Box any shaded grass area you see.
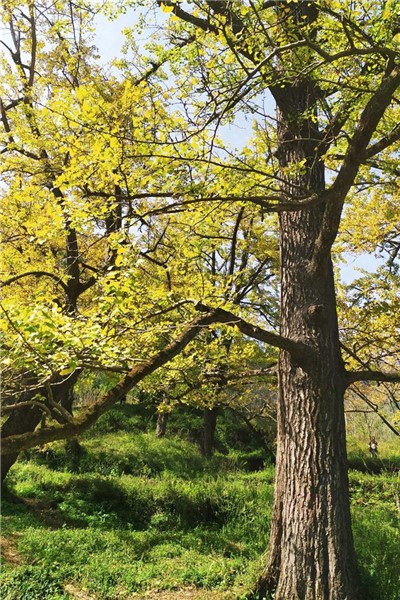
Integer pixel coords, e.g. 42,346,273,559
349,470,400,600
1,412,399,599
1,433,273,599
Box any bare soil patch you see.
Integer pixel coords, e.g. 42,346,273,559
131,589,237,599
63,586,238,600
0,535,23,566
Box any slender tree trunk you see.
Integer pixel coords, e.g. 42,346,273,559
202,406,218,457
155,411,169,438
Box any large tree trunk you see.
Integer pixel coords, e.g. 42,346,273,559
254,213,360,599
253,32,361,600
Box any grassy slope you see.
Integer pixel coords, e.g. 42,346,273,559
1,408,399,600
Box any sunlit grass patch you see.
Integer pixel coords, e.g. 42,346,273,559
1,430,399,599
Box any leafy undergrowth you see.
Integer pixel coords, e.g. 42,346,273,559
1,427,399,599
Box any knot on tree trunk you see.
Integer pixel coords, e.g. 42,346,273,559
307,304,325,317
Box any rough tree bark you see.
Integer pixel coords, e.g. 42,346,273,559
252,6,360,595
254,125,359,600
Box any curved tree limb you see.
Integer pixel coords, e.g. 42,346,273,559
310,66,400,272
0,310,218,455
193,302,313,362
0,271,69,292
83,188,322,215
158,1,218,34
1,295,308,456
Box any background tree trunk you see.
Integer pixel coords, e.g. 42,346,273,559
155,411,169,438
1,404,43,482
202,407,218,457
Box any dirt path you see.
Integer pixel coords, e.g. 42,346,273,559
64,585,238,599
138,591,237,599
64,584,99,599
0,535,23,566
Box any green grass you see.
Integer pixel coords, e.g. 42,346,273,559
347,437,400,474
349,470,400,599
1,420,399,599
1,435,272,599
27,430,255,479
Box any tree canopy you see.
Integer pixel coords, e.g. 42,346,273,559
1,0,399,451
1,2,400,597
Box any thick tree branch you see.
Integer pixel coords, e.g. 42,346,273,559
346,370,400,386
158,1,218,34
305,40,398,64
310,66,400,272
0,310,218,455
1,401,52,418
194,302,312,361
85,188,321,216
0,271,68,292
